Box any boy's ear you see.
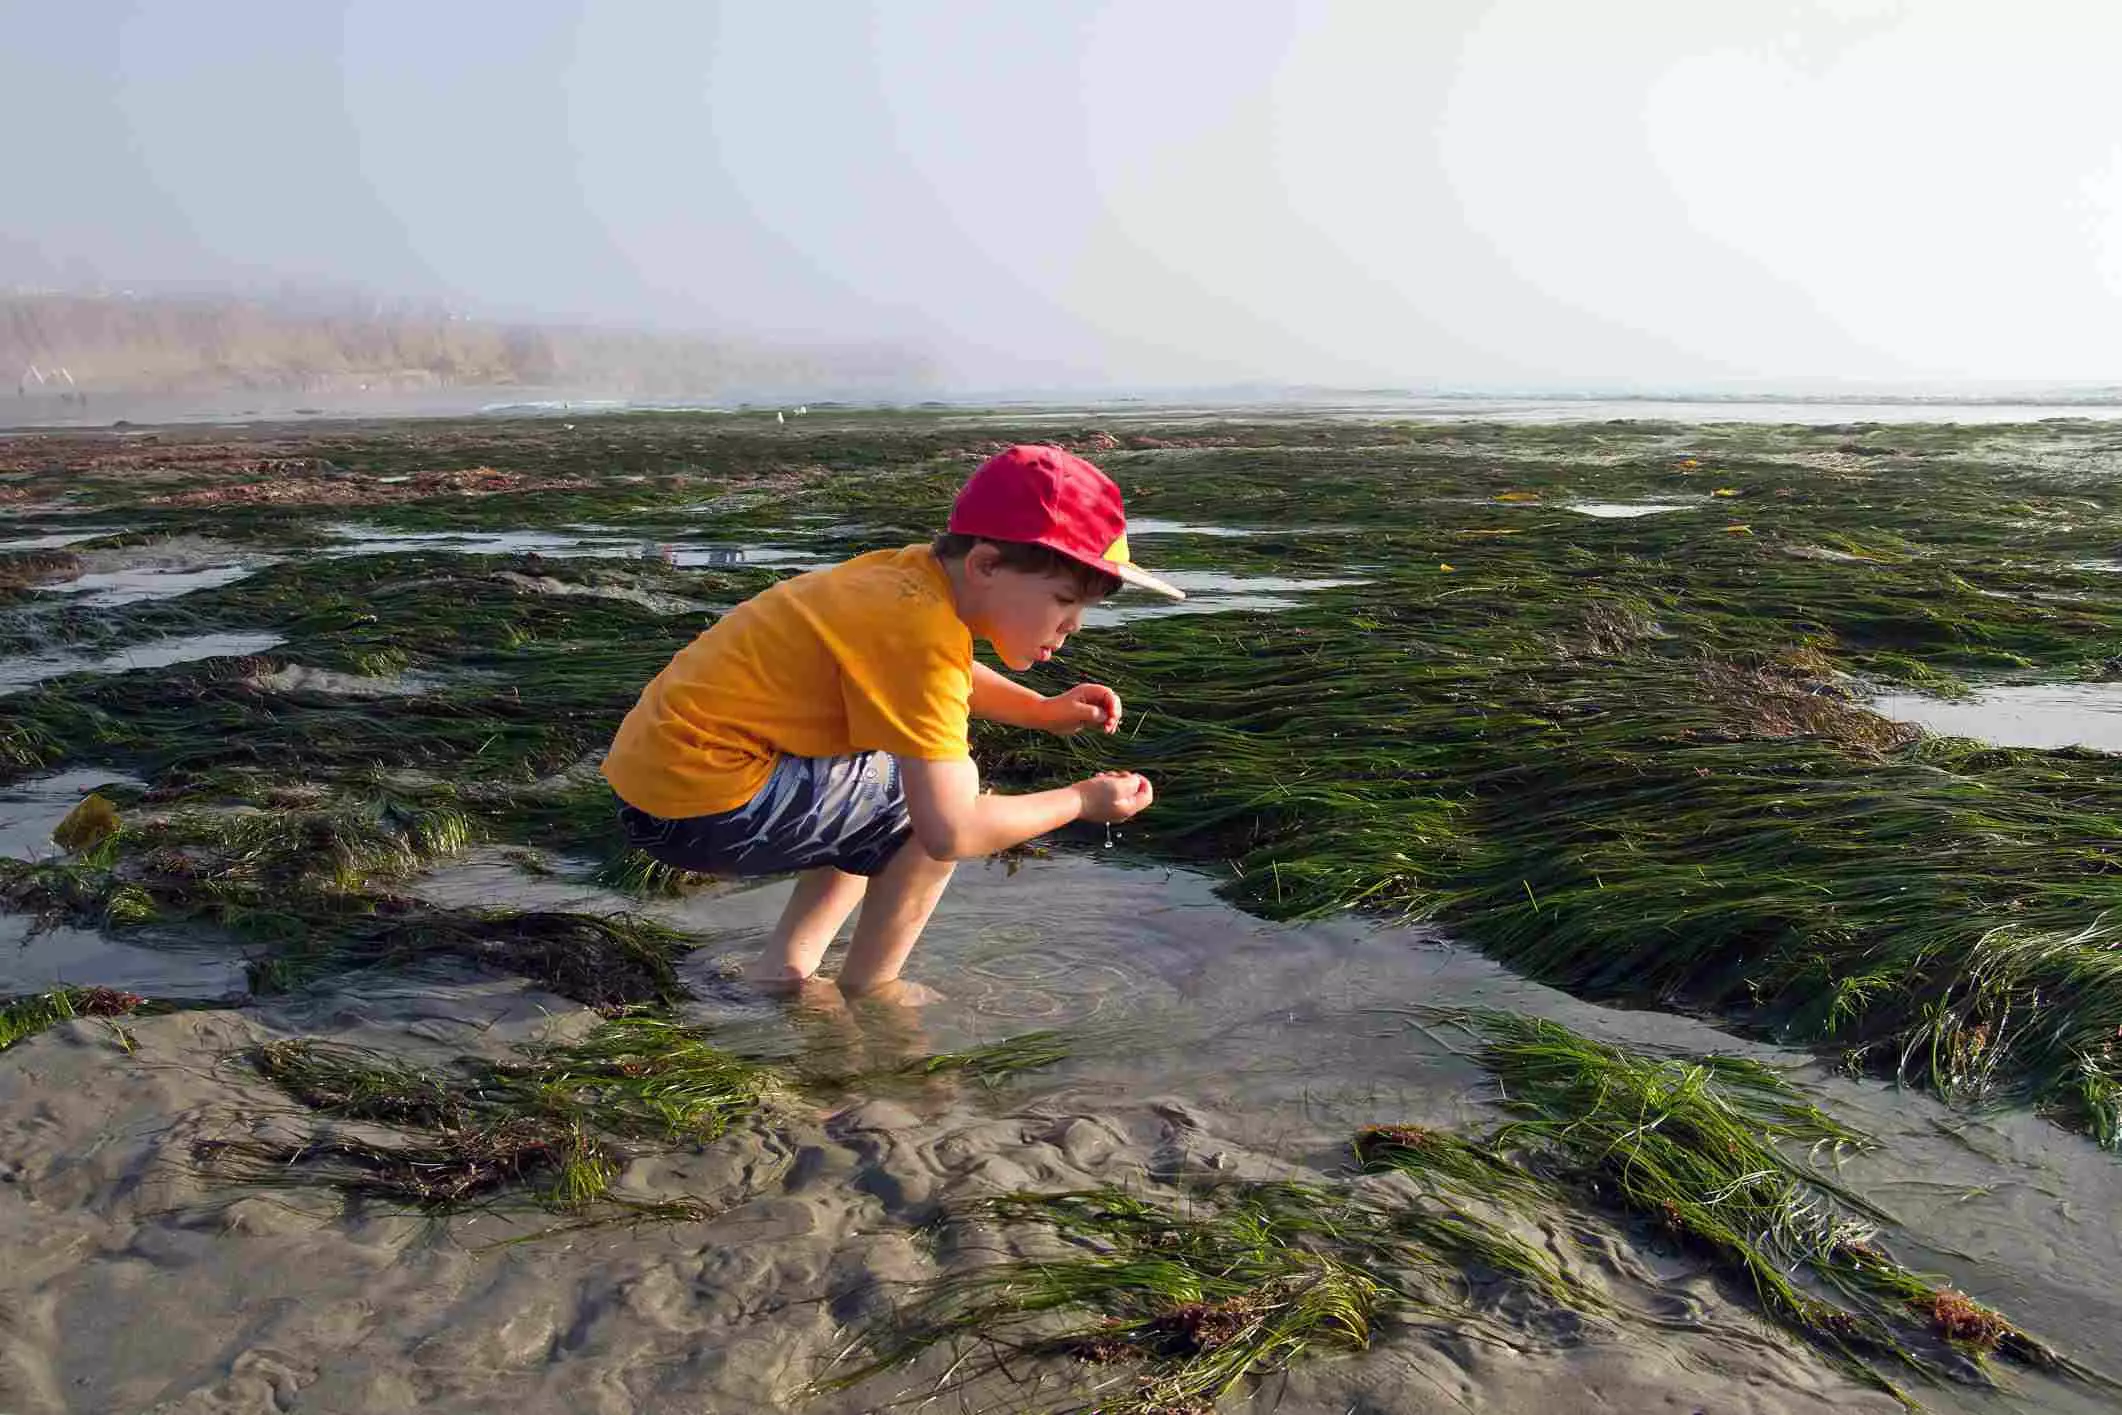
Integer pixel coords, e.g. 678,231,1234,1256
963,541,1004,580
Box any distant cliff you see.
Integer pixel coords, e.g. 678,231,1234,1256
1,292,933,398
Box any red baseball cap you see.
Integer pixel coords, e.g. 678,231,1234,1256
947,445,1185,600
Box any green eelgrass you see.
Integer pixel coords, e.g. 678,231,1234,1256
817,1184,1394,1414
202,1014,778,1213
1407,1009,2104,1395
10,412,2122,1155
588,847,719,897
894,1028,1073,1085
822,1159,1594,1410
0,985,149,1051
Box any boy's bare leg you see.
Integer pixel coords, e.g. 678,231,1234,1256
835,839,955,998
749,867,868,982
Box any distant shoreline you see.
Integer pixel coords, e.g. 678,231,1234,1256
12,387,2122,433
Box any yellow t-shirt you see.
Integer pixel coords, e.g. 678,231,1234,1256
602,544,974,819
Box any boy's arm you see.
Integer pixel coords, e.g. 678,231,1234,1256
899,757,1150,860
967,661,1054,729
969,661,1119,734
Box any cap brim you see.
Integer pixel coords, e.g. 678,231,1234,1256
1108,559,1186,601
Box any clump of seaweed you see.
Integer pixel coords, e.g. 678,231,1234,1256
1403,1009,2094,1392
199,1014,779,1214
1,985,149,1051
820,1184,1394,1414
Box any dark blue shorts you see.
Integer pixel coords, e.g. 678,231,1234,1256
616,751,914,878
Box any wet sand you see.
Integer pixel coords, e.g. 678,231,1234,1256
4,851,2117,1413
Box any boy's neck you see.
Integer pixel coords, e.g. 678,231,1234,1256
935,547,980,630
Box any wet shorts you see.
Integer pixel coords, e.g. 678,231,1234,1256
616,751,913,878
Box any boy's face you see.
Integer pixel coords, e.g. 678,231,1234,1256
966,553,1103,671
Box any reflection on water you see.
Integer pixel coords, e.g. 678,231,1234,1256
33,563,259,607
0,530,112,551
1564,501,1698,518
323,524,642,557
327,523,833,570
0,916,248,998
0,631,283,696
1871,683,2122,752
1088,570,1368,626
0,768,248,997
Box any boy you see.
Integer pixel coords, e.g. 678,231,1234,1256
602,444,1186,1004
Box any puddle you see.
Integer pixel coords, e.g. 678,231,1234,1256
494,572,716,616
322,525,640,558
0,632,283,696
33,564,260,607
327,524,832,571
250,663,445,698
663,544,831,569
404,848,632,914
1128,519,1273,536
1158,572,1369,594
0,768,147,861
1870,683,2122,752
1093,593,1308,624
2068,559,2121,572
1126,519,1360,539
0,916,247,998
1563,501,1697,518
0,530,111,552
1087,571,1367,626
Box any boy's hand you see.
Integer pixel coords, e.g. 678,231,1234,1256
1073,770,1153,823
1043,683,1123,736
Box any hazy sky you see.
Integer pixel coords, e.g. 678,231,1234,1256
6,1,2121,391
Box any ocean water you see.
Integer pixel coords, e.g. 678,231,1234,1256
14,385,2122,429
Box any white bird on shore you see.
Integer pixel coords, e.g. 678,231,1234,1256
776,410,785,424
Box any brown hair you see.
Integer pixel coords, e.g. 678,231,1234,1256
930,533,1122,599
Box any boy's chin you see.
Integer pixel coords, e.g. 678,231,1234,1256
999,651,1035,671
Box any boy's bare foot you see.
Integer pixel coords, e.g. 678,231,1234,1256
744,961,811,988
842,977,946,1007
740,966,852,1013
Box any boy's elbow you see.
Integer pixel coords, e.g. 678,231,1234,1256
911,822,969,862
